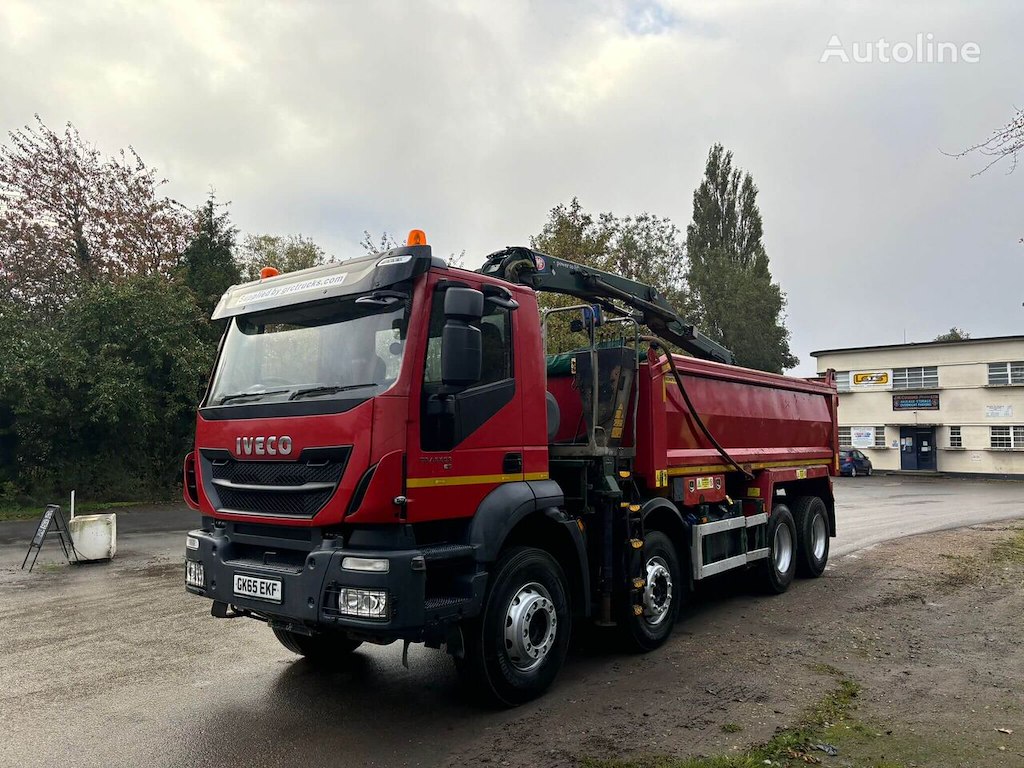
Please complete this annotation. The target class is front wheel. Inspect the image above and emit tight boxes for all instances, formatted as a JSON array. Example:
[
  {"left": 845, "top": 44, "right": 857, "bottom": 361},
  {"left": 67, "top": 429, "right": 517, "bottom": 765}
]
[
  {"left": 457, "top": 547, "right": 571, "bottom": 707},
  {"left": 272, "top": 627, "right": 362, "bottom": 661},
  {"left": 620, "top": 530, "right": 683, "bottom": 652},
  {"left": 849, "top": 466, "right": 857, "bottom": 478}
]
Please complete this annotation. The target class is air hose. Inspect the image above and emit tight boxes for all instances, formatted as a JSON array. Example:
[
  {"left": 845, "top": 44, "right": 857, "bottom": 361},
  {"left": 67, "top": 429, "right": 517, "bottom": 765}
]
[{"left": 642, "top": 336, "right": 753, "bottom": 481}]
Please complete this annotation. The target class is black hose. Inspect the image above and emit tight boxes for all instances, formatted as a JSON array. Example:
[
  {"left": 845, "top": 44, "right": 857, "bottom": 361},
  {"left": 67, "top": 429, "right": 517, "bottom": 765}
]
[{"left": 642, "top": 336, "right": 753, "bottom": 481}]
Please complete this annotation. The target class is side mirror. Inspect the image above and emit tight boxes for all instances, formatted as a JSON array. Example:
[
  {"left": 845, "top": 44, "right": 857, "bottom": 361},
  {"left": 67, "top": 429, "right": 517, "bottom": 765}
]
[{"left": 441, "top": 287, "right": 484, "bottom": 387}]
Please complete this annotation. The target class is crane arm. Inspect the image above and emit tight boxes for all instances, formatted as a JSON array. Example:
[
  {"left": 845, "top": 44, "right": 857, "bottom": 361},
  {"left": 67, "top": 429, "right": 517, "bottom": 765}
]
[{"left": 478, "top": 246, "right": 734, "bottom": 364}]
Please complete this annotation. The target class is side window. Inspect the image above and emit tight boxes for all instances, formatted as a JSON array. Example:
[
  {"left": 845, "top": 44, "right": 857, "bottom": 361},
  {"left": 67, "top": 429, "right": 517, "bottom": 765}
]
[
  {"left": 480, "top": 306, "right": 513, "bottom": 384},
  {"left": 423, "top": 292, "right": 445, "bottom": 385}
]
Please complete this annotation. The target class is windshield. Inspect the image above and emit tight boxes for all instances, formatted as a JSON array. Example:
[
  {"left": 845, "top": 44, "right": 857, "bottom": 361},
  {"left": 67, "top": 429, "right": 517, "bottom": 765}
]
[{"left": 207, "top": 294, "right": 408, "bottom": 407}]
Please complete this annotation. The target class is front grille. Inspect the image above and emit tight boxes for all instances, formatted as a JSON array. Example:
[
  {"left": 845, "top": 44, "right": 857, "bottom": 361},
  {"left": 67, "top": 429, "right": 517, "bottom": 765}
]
[{"left": 200, "top": 447, "right": 351, "bottom": 519}]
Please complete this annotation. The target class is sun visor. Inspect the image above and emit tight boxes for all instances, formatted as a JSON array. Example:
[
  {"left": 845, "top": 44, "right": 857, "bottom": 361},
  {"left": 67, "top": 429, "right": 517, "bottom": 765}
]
[{"left": 211, "top": 245, "right": 438, "bottom": 320}]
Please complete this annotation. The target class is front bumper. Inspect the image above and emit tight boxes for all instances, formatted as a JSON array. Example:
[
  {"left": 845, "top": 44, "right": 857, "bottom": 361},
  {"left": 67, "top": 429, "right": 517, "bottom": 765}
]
[{"left": 184, "top": 527, "right": 484, "bottom": 640}]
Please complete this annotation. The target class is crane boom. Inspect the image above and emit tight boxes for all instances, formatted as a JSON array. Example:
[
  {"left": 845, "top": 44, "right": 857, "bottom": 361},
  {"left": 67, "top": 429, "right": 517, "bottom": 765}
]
[{"left": 478, "top": 246, "right": 734, "bottom": 364}]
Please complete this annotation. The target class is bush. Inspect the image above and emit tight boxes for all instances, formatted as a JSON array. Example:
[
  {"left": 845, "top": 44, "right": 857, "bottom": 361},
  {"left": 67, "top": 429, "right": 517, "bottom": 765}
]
[{"left": 0, "top": 277, "right": 214, "bottom": 500}]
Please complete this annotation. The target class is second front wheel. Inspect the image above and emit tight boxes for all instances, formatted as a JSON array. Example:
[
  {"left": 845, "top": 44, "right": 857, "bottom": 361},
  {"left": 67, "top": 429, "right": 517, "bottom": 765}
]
[
  {"left": 620, "top": 530, "right": 683, "bottom": 652},
  {"left": 758, "top": 504, "right": 798, "bottom": 594},
  {"left": 457, "top": 546, "right": 572, "bottom": 707}
]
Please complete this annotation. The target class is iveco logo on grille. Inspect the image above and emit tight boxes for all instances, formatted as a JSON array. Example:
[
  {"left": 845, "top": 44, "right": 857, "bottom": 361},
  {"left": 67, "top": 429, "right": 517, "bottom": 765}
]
[{"left": 234, "top": 436, "right": 293, "bottom": 457}]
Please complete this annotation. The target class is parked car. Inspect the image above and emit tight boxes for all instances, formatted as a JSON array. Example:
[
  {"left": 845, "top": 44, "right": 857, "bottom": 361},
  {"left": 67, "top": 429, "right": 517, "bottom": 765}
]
[{"left": 839, "top": 449, "right": 873, "bottom": 477}]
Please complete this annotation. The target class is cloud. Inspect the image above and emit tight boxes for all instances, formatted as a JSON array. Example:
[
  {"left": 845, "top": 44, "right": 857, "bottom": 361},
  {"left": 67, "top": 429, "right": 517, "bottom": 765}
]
[{"left": 1, "top": 0, "right": 1021, "bottom": 372}]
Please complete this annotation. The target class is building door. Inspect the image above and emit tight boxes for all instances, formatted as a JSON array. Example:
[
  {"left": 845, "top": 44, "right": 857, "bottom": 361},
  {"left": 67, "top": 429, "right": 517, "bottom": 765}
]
[
  {"left": 900, "top": 427, "right": 936, "bottom": 471},
  {"left": 915, "top": 427, "right": 936, "bottom": 471}
]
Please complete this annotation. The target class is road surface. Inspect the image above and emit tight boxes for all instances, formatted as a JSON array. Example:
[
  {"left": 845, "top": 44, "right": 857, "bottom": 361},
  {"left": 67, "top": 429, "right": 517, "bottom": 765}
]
[{"left": 1, "top": 475, "right": 1021, "bottom": 767}]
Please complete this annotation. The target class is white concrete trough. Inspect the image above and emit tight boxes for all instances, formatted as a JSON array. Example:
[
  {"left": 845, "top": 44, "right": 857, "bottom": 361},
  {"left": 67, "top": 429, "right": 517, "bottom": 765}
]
[{"left": 69, "top": 513, "right": 117, "bottom": 561}]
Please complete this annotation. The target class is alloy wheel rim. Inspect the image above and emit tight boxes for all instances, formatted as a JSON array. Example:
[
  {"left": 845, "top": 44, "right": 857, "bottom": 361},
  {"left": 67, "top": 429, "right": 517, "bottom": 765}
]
[{"left": 503, "top": 582, "right": 557, "bottom": 672}]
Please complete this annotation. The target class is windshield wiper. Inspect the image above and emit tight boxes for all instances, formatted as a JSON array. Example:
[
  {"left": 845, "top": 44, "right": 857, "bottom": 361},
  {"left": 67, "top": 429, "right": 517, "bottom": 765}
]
[
  {"left": 288, "top": 383, "right": 377, "bottom": 401},
  {"left": 215, "top": 388, "right": 291, "bottom": 405}
]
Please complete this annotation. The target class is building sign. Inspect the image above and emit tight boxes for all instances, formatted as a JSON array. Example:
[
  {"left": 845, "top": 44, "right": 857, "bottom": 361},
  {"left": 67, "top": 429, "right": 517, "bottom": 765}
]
[
  {"left": 986, "top": 404, "right": 1013, "bottom": 418},
  {"left": 851, "top": 370, "right": 892, "bottom": 390},
  {"left": 850, "top": 427, "right": 876, "bottom": 448},
  {"left": 893, "top": 394, "right": 939, "bottom": 410}
]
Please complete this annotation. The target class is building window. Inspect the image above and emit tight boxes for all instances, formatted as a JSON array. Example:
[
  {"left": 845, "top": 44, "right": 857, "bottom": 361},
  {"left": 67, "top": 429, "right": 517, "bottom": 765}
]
[
  {"left": 990, "top": 426, "right": 1024, "bottom": 449},
  {"left": 892, "top": 366, "right": 938, "bottom": 389},
  {"left": 949, "top": 426, "right": 962, "bottom": 448},
  {"left": 838, "top": 426, "right": 885, "bottom": 448},
  {"left": 834, "top": 371, "right": 850, "bottom": 391},
  {"left": 988, "top": 361, "right": 1024, "bottom": 386}
]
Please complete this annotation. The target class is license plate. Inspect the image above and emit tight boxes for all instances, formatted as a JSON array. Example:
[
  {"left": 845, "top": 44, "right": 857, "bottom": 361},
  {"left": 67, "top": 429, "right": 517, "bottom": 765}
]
[{"left": 233, "top": 574, "right": 282, "bottom": 603}]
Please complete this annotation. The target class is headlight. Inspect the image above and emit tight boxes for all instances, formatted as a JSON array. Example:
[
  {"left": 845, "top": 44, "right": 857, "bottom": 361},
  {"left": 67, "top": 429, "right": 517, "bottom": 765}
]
[
  {"left": 341, "top": 556, "right": 389, "bottom": 573},
  {"left": 185, "top": 560, "right": 205, "bottom": 588},
  {"left": 186, "top": 536, "right": 200, "bottom": 550},
  {"left": 337, "top": 588, "right": 389, "bottom": 619}
]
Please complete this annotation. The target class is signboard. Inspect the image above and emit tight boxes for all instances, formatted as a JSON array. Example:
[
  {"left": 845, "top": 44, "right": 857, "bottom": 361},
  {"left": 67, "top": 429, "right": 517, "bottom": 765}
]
[
  {"left": 850, "top": 427, "right": 876, "bottom": 448},
  {"left": 21, "top": 504, "right": 78, "bottom": 572},
  {"left": 851, "top": 370, "right": 892, "bottom": 390},
  {"left": 986, "top": 405, "right": 1013, "bottom": 418},
  {"left": 893, "top": 393, "right": 939, "bottom": 411}
]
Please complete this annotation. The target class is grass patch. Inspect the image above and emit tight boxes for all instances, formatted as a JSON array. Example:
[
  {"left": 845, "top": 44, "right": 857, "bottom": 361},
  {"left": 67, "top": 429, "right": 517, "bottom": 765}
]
[
  {"left": 993, "top": 529, "right": 1024, "bottom": 565},
  {"left": 0, "top": 500, "right": 144, "bottom": 522},
  {"left": 580, "top": 668, "right": 867, "bottom": 768}
]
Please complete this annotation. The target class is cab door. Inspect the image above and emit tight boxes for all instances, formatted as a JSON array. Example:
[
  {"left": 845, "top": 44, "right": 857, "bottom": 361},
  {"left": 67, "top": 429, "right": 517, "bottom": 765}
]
[{"left": 405, "top": 277, "right": 524, "bottom": 522}]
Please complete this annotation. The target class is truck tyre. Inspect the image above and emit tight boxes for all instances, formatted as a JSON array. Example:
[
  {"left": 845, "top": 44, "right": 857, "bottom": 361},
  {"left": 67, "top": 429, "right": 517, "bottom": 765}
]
[
  {"left": 272, "top": 627, "right": 362, "bottom": 661},
  {"left": 456, "top": 546, "right": 571, "bottom": 707},
  {"left": 792, "top": 496, "right": 830, "bottom": 578},
  {"left": 759, "top": 505, "right": 797, "bottom": 594},
  {"left": 621, "top": 530, "right": 682, "bottom": 652}
]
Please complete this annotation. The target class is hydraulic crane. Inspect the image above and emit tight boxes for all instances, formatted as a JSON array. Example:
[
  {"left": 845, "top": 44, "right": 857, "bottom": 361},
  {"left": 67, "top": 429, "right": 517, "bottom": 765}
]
[{"left": 478, "top": 246, "right": 735, "bottom": 365}]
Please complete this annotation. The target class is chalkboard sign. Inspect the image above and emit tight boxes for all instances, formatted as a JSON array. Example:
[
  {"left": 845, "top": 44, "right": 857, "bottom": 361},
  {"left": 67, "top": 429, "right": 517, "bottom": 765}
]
[{"left": 21, "top": 504, "right": 78, "bottom": 572}]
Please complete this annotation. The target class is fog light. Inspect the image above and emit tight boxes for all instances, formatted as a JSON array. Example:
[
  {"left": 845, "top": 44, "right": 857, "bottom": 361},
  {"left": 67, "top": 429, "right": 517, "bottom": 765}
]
[
  {"left": 342, "top": 556, "right": 389, "bottom": 573},
  {"left": 186, "top": 535, "right": 200, "bottom": 550},
  {"left": 185, "top": 560, "right": 205, "bottom": 588},
  {"left": 337, "top": 587, "right": 389, "bottom": 619}
]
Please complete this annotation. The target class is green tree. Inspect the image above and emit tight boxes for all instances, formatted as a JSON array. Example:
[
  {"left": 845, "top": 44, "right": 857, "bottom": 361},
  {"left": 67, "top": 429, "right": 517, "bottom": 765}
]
[
  {"left": 238, "top": 233, "right": 330, "bottom": 281},
  {"left": 934, "top": 327, "right": 970, "bottom": 342},
  {"left": 180, "top": 196, "right": 239, "bottom": 320},
  {"left": 0, "top": 276, "right": 211, "bottom": 499},
  {"left": 531, "top": 198, "right": 689, "bottom": 352},
  {"left": 685, "top": 144, "right": 797, "bottom": 373}
]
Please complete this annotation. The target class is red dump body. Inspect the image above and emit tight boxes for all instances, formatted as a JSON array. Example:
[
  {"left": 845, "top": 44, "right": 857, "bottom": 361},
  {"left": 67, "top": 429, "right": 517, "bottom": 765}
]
[
  {"left": 547, "top": 348, "right": 839, "bottom": 493},
  {"left": 634, "top": 350, "right": 838, "bottom": 486}
]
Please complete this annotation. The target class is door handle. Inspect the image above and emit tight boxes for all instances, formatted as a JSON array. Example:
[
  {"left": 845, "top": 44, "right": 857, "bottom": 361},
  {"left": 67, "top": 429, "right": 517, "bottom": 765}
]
[{"left": 503, "top": 452, "right": 523, "bottom": 474}]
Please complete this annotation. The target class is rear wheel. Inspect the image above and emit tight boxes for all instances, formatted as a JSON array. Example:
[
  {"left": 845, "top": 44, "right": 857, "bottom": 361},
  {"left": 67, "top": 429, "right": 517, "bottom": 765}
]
[
  {"left": 849, "top": 466, "right": 857, "bottom": 478},
  {"left": 272, "top": 627, "right": 362, "bottom": 661},
  {"left": 457, "top": 546, "right": 571, "bottom": 707},
  {"left": 620, "top": 530, "right": 683, "bottom": 652},
  {"left": 792, "top": 496, "right": 830, "bottom": 578},
  {"left": 758, "top": 504, "right": 797, "bottom": 594}
]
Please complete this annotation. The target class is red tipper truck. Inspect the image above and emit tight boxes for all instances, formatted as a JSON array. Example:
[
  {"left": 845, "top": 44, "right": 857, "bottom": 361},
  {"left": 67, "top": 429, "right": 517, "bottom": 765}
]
[{"left": 183, "top": 233, "right": 839, "bottom": 705}]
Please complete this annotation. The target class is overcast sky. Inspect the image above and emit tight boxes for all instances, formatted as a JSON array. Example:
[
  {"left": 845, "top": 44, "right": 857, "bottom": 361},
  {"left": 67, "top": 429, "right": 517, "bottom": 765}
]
[{"left": 1, "top": 0, "right": 1021, "bottom": 374}]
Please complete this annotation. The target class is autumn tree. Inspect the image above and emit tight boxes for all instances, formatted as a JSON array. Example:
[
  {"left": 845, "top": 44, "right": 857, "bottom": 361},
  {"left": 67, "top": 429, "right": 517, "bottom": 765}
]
[
  {"left": 238, "top": 233, "right": 330, "bottom": 281},
  {"left": 686, "top": 144, "right": 797, "bottom": 373},
  {"left": 531, "top": 198, "right": 689, "bottom": 352},
  {"left": 0, "top": 116, "right": 190, "bottom": 309}
]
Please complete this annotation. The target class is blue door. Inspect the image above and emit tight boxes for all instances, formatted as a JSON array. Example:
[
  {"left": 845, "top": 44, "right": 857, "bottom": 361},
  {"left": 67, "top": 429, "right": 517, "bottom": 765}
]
[{"left": 900, "top": 427, "right": 917, "bottom": 470}]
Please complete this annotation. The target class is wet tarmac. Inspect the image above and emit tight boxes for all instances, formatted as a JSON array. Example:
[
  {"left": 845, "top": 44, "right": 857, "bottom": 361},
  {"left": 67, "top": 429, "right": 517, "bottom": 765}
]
[{"left": 1, "top": 476, "right": 1021, "bottom": 767}]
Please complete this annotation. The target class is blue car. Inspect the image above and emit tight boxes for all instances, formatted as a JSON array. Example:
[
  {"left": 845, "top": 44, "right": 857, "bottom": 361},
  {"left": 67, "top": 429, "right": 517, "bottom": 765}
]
[{"left": 839, "top": 449, "right": 873, "bottom": 477}]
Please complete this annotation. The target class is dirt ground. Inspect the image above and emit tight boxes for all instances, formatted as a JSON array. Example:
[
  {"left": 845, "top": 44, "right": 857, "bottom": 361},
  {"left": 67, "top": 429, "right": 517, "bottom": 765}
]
[{"left": 453, "top": 521, "right": 1024, "bottom": 768}]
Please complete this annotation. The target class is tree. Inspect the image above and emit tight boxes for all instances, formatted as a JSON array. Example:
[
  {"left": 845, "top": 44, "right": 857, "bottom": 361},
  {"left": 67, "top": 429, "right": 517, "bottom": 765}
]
[
  {"left": 685, "top": 144, "right": 797, "bottom": 373},
  {"left": 180, "top": 196, "right": 240, "bottom": 323},
  {"left": 934, "top": 327, "right": 970, "bottom": 342},
  {"left": 952, "top": 106, "right": 1024, "bottom": 175},
  {"left": 238, "top": 233, "right": 330, "bottom": 281},
  {"left": 530, "top": 198, "right": 690, "bottom": 352},
  {"left": 360, "top": 230, "right": 466, "bottom": 267},
  {"left": 0, "top": 116, "right": 190, "bottom": 309}
]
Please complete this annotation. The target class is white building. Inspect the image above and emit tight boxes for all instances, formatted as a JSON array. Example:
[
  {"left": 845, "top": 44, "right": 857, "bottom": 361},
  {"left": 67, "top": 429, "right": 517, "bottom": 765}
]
[{"left": 812, "top": 336, "right": 1024, "bottom": 477}]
